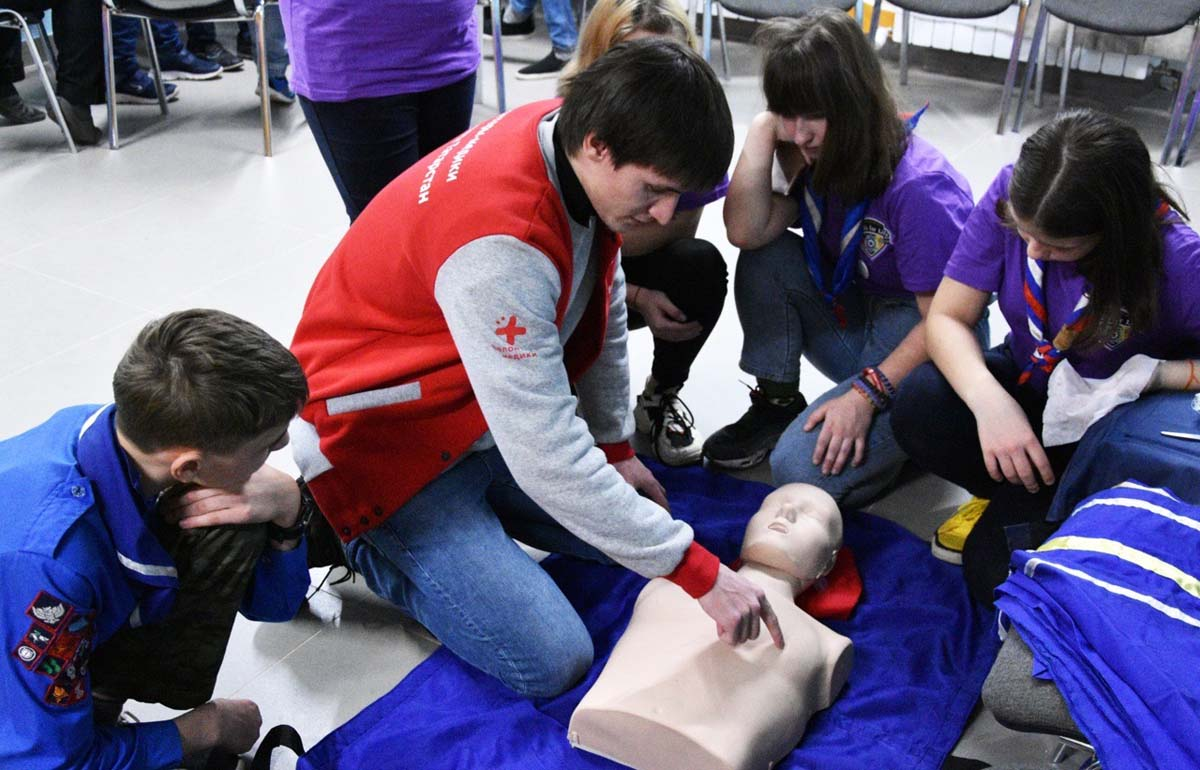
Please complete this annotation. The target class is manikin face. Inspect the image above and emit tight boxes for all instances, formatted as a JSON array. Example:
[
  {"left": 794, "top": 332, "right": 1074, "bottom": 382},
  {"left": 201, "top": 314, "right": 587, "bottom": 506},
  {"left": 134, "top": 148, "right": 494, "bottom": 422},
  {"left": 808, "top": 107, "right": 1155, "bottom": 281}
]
[
  {"left": 740, "top": 484, "right": 841, "bottom": 581},
  {"left": 574, "top": 135, "right": 685, "bottom": 233},
  {"left": 1010, "top": 210, "right": 1101, "bottom": 263},
  {"left": 777, "top": 115, "right": 828, "bottom": 166}
]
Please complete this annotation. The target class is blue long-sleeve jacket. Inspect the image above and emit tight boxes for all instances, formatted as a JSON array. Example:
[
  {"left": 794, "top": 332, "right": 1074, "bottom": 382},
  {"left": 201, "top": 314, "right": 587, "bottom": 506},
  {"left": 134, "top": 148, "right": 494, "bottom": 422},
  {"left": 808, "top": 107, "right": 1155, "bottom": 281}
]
[{"left": 0, "top": 405, "right": 308, "bottom": 770}]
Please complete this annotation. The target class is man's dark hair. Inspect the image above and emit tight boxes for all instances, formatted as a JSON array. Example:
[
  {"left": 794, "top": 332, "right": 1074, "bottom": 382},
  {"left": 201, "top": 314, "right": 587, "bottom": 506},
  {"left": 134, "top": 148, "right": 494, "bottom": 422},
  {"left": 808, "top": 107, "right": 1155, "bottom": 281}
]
[
  {"left": 113, "top": 309, "right": 308, "bottom": 453},
  {"left": 757, "top": 11, "right": 906, "bottom": 201},
  {"left": 1007, "top": 108, "right": 1185, "bottom": 350},
  {"left": 558, "top": 37, "right": 733, "bottom": 193}
]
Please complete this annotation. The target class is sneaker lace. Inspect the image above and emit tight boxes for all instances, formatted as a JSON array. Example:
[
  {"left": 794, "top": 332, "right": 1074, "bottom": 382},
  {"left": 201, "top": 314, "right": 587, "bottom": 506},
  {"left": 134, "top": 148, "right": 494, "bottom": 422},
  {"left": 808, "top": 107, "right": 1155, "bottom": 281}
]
[{"left": 653, "top": 392, "right": 696, "bottom": 454}]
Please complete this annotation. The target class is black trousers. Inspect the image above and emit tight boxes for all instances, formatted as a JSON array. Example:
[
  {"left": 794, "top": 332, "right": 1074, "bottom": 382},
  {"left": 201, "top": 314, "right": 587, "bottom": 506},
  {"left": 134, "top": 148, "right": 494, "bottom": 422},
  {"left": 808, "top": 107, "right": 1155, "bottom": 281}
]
[
  {"left": 298, "top": 72, "right": 478, "bottom": 222},
  {"left": 623, "top": 237, "right": 727, "bottom": 391},
  {"left": 892, "top": 346, "right": 1078, "bottom": 605},
  {"left": 0, "top": 0, "right": 104, "bottom": 105}
]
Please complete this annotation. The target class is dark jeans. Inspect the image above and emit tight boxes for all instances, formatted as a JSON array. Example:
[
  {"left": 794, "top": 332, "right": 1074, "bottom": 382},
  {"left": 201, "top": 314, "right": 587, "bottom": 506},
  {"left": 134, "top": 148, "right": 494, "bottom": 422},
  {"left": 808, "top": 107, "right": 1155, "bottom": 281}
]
[
  {"left": 299, "top": 72, "right": 478, "bottom": 222},
  {"left": 0, "top": 0, "right": 104, "bottom": 105},
  {"left": 892, "top": 345, "right": 1078, "bottom": 605},
  {"left": 111, "top": 17, "right": 184, "bottom": 82},
  {"left": 623, "top": 237, "right": 727, "bottom": 390},
  {"left": 186, "top": 20, "right": 249, "bottom": 49}
]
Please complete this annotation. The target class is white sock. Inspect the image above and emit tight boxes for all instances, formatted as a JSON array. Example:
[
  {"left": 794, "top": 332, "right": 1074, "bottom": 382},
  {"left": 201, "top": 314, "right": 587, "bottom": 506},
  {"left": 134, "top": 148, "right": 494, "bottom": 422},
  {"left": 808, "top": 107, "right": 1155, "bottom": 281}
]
[{"left": 502, "top": 6, "right": 530, "bottom": 23}]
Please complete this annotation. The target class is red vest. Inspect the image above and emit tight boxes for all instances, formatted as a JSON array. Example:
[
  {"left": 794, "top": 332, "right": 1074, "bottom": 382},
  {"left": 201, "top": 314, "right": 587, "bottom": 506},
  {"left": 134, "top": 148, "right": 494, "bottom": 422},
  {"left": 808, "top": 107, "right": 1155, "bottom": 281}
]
[{"left": 291, "top": 100, "right": 621, "bottom": 541}]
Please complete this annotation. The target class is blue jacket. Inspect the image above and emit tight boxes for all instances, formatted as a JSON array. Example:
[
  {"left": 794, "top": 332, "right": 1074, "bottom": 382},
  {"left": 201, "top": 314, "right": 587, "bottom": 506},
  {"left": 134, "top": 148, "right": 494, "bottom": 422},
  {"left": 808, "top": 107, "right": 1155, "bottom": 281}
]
[{"left": 0, "top": 405, "right": 309, "bottom": 770}]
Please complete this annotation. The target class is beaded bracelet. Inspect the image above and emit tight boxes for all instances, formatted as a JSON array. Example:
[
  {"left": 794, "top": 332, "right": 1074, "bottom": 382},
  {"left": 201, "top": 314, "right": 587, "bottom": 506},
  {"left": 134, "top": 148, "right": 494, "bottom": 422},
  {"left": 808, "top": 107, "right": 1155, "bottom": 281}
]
[
  {"left": 862, "top": 366, "right": 897, "bottom": 401},
  {"left": 851, "top": 377, "right": 886, "bottom": 411}
]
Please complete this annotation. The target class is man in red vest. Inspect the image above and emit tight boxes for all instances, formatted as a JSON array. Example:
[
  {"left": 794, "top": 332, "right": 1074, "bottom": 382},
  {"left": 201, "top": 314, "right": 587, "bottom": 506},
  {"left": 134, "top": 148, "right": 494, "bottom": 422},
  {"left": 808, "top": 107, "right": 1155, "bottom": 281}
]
[{"left": 290, "top": 39, "right": 784, "bottom": 697}]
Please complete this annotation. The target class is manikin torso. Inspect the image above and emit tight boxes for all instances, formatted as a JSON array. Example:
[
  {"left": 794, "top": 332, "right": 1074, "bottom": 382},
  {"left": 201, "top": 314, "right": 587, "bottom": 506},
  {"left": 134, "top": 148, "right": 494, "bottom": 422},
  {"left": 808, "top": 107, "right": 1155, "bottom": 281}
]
[{"left": 569, "top": 485, "right": 853, "bottom": 770}]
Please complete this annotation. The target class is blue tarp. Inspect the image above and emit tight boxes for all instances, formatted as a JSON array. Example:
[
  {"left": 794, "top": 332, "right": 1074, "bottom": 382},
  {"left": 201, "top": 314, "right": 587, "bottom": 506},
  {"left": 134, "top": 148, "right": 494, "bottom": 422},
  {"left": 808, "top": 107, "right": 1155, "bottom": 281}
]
[{"left": 301, "top": 463, "right": 999, "bottom": 770}]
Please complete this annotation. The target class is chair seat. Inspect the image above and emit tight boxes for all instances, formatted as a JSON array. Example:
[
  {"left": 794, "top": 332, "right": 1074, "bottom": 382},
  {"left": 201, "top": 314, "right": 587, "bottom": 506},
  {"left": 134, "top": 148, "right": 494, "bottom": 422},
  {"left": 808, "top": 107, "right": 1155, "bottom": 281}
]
[
  {"left": 887, "top": 0, "right": 1012, "bottom": 20},
  {"left": 981, "top": 628, "right": 1087, "bottom": 742},
  {"left": 717, "top": 0, "right": 856, "bottom": 19},
  {"left": 1043, "top": 0, "right": 1200, "bottom": 36},
  {"left": 108, "top": 0, "right": 257, "bottom": 21}
]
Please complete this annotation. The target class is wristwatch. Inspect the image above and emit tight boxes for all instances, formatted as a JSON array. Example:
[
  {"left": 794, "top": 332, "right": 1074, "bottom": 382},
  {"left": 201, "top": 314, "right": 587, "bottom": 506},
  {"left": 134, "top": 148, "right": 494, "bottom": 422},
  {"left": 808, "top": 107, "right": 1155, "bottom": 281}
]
[{"left": 267, "top": 478, "right": 317, "bottom": 544}]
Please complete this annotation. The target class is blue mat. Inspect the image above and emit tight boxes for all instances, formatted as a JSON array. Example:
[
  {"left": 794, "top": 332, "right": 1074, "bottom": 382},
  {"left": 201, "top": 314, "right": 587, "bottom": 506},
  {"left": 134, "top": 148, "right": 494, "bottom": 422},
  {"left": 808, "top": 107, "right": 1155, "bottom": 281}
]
[{"left": 301, "top": 464, "right": 999, "bottom": 770}]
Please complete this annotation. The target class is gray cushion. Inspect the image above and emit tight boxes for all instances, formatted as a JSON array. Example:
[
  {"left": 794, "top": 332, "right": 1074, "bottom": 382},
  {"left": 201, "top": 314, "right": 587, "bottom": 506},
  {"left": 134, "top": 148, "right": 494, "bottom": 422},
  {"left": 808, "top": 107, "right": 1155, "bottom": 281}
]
[
  {"left": 981, "top": 628, "right": 1087, "bottom": 742},
  {"left": 717, "top": 0, "right": 856, "bottom": 19},
  {"left": 887, "top": 0, "right": 1013, "bottom": 19},
  {"left": 1045, "top": 0, "right": 1200, "bottom": 36}
]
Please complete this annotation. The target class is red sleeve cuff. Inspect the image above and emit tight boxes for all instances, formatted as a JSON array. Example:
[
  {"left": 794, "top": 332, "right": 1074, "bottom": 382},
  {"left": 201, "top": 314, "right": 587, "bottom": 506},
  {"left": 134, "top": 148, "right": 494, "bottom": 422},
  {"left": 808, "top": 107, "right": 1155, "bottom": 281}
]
[
  {"left": 599, "top": 441, "right": 634, "bottom": 463},
  {"left": 665, "top": 541, "right": 720, "bottom": 598}
]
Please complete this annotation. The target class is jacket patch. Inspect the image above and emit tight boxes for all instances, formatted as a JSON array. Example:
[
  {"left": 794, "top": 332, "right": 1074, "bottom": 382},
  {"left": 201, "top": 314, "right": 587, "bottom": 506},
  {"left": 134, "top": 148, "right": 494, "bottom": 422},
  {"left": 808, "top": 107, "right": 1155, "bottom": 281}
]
[
  {"left": 493, "top": 315, "right": 537, "bottom": 360},
  {"left": 859, "top": 218, "right": 893, "bottom": 260},
  {"left": 13, "top": 591, "right": 95, "bottom": 707}
]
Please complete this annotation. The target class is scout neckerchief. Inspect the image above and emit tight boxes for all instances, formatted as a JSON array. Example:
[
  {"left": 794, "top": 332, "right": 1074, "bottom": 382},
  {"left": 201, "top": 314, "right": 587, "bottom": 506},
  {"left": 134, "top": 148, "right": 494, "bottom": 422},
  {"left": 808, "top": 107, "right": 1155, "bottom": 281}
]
[
  {"left": 75, "top": 404, "right": 179, "bottom": 628},
  {"left": 797, "top": 104, "right": 927, "bottom": 327},
  {"left": 1017, "top": 199, "right": 1174, "bottom": 386}
]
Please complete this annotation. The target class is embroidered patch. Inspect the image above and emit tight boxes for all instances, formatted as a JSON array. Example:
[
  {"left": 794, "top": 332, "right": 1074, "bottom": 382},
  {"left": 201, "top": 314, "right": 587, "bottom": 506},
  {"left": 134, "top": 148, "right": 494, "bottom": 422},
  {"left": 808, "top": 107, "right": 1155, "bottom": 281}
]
[
  {"left": 859, "top": 218, "right": 893, "bottom": 260},
  {"left": 491, "top": 315, "right": 537, "bottom": 361},
  {"left": 1103, "top": 308, "right": 1133, "bottom": 351},
  {"left": 13, "top": 591, "right": 95, "bottom": 706}
]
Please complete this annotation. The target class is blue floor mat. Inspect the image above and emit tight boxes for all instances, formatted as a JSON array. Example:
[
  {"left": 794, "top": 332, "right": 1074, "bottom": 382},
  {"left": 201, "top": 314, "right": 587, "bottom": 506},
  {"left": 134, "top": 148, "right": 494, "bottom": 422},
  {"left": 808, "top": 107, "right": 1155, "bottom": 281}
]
[{"left": 301, "top": 463, "right": 999, "bottom": 770}]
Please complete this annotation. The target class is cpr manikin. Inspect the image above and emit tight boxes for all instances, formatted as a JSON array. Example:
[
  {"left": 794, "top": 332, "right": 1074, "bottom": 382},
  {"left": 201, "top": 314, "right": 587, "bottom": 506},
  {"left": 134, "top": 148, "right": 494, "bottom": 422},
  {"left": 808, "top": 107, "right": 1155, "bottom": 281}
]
[{"left": 568, "top": 484, "right": 853, "bottom": 770}]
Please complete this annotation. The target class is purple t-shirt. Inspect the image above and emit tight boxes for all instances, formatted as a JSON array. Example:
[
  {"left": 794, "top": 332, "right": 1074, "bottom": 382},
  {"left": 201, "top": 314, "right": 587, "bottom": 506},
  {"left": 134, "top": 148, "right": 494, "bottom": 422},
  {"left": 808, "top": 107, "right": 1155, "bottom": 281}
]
[
  {"left": 280, "top": 0, "right": 480, "bottom": 102},
  {"left": 796, "top": 135, "right": 973, "bottom": 297},
  {"left": 945, "top": 165, "right": 1200, "bottom": 390}
]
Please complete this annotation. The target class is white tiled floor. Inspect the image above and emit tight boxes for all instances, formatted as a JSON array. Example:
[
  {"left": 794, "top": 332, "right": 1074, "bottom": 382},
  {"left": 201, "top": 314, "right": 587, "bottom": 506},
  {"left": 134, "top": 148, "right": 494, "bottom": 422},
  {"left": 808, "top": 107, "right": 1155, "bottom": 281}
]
[{"left": 4, "top": 14, "right": 1200, "bottom": 768}]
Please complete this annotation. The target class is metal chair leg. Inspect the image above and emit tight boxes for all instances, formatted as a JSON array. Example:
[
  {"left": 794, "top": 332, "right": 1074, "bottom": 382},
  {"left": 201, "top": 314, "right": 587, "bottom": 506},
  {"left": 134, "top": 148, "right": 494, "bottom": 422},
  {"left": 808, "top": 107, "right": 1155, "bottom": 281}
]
[
  {"left": 2, "top": 10, "right": 75, "bottom": 152},
  {"left": 899, "top": 9, "right": 910, "bottom": 85},
  {"left": 702, "top": 0, "right": 712, "bottom": 63},
  {"left": 255, "top": 4, "right": 271, "bottom": 156},
  {"left": 1057, "top": 22, "right": 1074, "bottom": 112},
  {"left": 1033, "top": 17, "right": 1047, "bottom": 107},
  {"left": 716, "top": 1, "right": 729, "bottom": 79},
  {"left": 102, "top": 3, "right": 119, "bottom": 148},
  {"left": 1012, "top": 3, "right": 1048, "bottom": 132},
  {"left": 996, "top": 0, "right": 1030, "bottom": 133},
  {"left": 490, "top": 0, "right": 505, "bottom": 112},
  {"left": 140, "top": 17, "right": 169, "bottom": 115},
  {"left": 1164, "top": 21, "right": 1200, "bottom": 165},
  {"left": 867, "top": 0, "right": 881, "bottom": 43}
]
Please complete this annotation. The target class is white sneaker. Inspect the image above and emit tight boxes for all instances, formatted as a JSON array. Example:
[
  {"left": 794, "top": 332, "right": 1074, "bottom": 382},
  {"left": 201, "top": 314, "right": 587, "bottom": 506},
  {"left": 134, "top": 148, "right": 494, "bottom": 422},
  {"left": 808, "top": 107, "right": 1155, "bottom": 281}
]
[{"left": 634, "top": 383, "right": 704, "bottom": 467}]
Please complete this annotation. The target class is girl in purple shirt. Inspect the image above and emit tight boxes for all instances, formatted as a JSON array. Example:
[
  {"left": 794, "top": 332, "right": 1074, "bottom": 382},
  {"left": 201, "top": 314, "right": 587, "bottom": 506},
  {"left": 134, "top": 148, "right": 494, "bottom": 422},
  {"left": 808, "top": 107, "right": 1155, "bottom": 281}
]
[
  {"left": 892, "top": 109, "right": 1200, "bottom": 604},
  {"left": 706, "top": 9, "right": 979, "bottom": 511}
]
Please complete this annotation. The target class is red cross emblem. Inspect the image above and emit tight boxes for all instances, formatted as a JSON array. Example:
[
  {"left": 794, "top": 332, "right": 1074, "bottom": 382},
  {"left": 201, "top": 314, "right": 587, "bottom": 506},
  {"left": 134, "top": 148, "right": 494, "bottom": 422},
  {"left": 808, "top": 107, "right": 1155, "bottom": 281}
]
[{"left": 495, "top": 316, "right": 527, "bottom": 346}]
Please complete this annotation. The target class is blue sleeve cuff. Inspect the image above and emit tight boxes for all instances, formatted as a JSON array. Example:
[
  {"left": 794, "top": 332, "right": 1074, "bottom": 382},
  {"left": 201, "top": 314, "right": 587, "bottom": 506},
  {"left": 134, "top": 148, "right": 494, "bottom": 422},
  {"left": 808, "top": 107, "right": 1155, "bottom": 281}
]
[
  {"left": 240, "top": 541, "right": 309, "bottom": 622},
  {"left": 131, "top": 719, "right": 183, "bottom": 770}
]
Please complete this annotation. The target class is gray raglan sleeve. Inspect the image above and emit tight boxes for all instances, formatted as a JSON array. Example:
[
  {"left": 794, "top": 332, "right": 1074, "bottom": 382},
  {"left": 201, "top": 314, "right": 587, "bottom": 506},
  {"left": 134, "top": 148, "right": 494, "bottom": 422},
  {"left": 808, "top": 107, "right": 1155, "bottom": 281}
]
[
  {"left": 434, "top": 237, "right": 693, "bottom": 578},
  {"left": 573, "top": 259, "right": 634, "bottom": 444}
]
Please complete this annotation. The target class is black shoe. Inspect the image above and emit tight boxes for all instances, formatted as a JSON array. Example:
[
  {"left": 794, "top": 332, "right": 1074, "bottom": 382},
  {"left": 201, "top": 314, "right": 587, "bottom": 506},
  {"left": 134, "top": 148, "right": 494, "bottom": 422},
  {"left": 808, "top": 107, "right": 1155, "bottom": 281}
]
[
  {"left": 251, "top": 724, "right": 305, "bottom": 770},
  {"left": 0, "top": 94, "right": 45, "bottom": 124},
  {"left": 47, "top": 96, "right": 101, "bottom": 146},
  {"left": 189, "top": 40, "right": 245, "bottom": 72},
  {"left": 702, "top": 388, "right": 807, "bottom": 470},
  {"left": 236, "top": 35, "right": 254, "bottom": 61},
  {"left": 482, "top": 5, "right": 535, "bottom": 38},
  {"left": 516, "top": 50, "right": 569, "bottom": 80}
]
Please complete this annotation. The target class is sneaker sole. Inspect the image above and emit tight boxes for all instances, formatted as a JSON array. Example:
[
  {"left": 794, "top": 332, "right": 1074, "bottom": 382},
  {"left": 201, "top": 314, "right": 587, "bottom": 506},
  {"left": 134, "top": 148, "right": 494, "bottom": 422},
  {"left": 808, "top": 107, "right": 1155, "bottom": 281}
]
[
  {"left": 703, "top": 448, "right": 770, "bottom": 470},
  {"left": 115, "top": 92, "right": 180, "bottom": 105},
  {"left": 220, "top": 62, "right": 245, "bottom": 72},
  {"left": 514, "top": 69, "right": 564, "bottom": 81},
  {"left": 159, "top": 69, "right": 221, "bottom": 82},
  {"left": 481, "top": 31, "right": 535, "bottom": 41},
  {"left": 930, "top": 538, "right": 964, "bottom": 565}
]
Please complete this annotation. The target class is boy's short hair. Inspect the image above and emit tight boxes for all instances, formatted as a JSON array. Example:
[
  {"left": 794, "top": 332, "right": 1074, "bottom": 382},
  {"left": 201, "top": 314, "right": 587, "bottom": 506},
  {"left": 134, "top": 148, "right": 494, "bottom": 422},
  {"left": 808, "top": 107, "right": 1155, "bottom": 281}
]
[
  {"left": 113, "top": 309, "right": 308, "bottom": 454},
  {"left": 558, "top": 37, "right": 733, "bottom": 193}
]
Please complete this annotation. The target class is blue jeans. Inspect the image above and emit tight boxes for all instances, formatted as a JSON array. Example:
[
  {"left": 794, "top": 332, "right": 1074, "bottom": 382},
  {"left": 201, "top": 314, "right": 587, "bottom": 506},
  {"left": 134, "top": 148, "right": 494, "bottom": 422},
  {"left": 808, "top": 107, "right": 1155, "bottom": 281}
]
[
  {"left": 112, "top": 18, "right": 185, "bottom": 82},
  {"left": 734, "top": 230, "right": 989, "bottom": 508},
  {"left": 344, "top": 447, "right": 607, "bottom": 697},
  {"left": 508, "top": 0, "right": 577, "bottom": 54},
  {"left": 298, "top": 71, "right": 477, "bottom": 221}
]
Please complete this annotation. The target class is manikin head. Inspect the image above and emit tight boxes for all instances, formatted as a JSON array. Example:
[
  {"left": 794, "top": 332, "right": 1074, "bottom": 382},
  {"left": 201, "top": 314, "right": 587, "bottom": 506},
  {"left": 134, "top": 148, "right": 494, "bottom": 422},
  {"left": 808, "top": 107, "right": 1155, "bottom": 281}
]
[{"left": 740, "top": 484, "right": 841, "bottom": 586}]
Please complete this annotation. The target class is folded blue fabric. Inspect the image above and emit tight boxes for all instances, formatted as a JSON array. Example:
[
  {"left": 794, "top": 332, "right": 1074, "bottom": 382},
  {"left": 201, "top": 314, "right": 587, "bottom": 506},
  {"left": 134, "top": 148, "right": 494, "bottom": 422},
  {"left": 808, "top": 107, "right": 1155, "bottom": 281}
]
[{"left": 301, "top": 463, "right": 998, "bottom": 770}]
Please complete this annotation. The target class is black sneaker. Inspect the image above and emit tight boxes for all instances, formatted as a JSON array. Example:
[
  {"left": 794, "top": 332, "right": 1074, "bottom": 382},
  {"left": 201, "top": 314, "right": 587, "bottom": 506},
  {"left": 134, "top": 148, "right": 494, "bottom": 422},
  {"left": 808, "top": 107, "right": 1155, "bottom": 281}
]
[
  {"left": 0, "top": 94, "right": 45, "bottom": 125},
  {"left": 482, "top": 6, "right": 535, "bottom": 38},
  {"left": 188, "top": 40, "right": 244, "bottom": 72},
  {"left": 47, "top": 96, "right": 101, "bottom": 146},
  {"left": 702, "top": 388, "right": 807, "bottom": 470},
  {"left": 236, "top": 35, "right": 254, "bottom": 61},
  {"left": 516, "top": 50, "right": 569, "bottom": 80}
]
